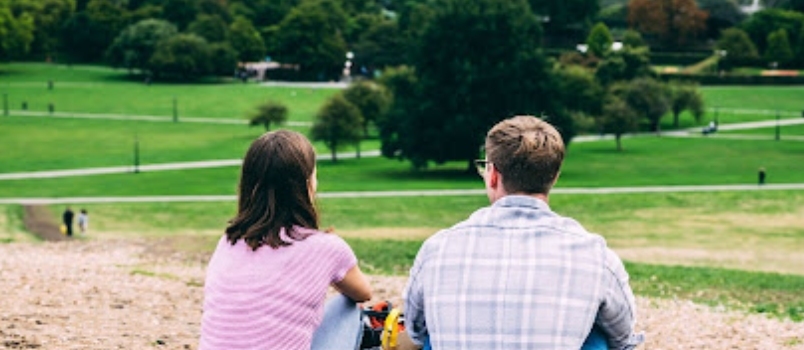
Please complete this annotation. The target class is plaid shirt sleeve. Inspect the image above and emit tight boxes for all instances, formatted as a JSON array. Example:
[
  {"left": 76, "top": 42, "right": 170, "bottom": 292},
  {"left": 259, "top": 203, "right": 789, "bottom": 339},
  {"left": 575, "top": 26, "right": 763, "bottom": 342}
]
[
  {"left": 403, "top": 241, "right": 428, "bottom": 347},
  {"left": 598, "top": 248, "right": 644, "bottom": 350}
]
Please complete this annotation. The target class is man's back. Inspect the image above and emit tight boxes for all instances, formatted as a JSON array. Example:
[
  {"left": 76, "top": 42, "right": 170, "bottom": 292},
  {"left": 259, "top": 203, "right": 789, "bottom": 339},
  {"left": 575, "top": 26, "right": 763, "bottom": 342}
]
[{"left": 405, "top": 195, "right": 638, "bottom": 350}]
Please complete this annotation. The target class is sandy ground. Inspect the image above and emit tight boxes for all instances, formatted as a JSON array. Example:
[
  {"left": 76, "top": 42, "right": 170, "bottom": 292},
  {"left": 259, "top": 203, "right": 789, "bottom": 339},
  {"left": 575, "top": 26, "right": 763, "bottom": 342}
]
[{"left": 1, "top": 240, "right": 803, "bottom": 350}]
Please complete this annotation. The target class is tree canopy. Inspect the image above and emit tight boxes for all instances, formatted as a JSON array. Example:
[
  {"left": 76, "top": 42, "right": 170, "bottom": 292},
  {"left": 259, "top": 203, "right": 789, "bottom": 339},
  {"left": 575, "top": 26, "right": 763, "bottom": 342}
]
[{"left": 378, "top": 0, "right": 568, "bottom": 169}]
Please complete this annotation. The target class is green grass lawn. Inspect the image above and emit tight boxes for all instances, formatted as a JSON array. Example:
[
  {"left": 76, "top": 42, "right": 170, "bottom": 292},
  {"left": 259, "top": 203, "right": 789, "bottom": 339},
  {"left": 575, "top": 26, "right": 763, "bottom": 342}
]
[
  {"left": 0, "top": 115, "right": 379, "bottom": 173},
  {"left": 17, "top": 189, "right": 802, "bottom": 320},
  {"left": 700, "top": 86, "right": 804, "bottom": 115},
  {"left": 1, "top": 136, "right": 802, "bottom": 197},
  {"left": 720, "top": 124, "right": 804, "bottom": 136},
  {"left": 0, "top": 63, "right": 338, "bottom": 122},
  {"left": 3, "top": 63, "right": 804, "bottom": 321}
]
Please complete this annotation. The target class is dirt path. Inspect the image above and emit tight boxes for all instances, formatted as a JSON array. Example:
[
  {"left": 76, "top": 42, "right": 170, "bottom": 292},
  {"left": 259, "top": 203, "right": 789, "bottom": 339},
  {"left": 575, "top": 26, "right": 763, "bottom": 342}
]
[
  {"left": 0, "top": 240, "right": 802, "bottom": 349},
  {"left": 21, "top": 205, "right": 66, "bottom": 242}
]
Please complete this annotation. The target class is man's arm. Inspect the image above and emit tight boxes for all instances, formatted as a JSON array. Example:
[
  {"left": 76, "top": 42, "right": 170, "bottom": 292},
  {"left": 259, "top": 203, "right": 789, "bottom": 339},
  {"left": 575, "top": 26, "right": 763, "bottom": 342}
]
[
  {"left": 597, "top": 249, "right": 644, "bottom": 350},
  {"left": 402, "top": 247, "right": 428, "bottom": 349}
]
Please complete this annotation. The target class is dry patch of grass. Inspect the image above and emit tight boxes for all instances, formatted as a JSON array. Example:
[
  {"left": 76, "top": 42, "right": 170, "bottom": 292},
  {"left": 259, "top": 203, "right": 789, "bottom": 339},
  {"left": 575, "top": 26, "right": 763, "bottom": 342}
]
[{"left": 595, "top": 207, "right": 804, "bottom": 275}]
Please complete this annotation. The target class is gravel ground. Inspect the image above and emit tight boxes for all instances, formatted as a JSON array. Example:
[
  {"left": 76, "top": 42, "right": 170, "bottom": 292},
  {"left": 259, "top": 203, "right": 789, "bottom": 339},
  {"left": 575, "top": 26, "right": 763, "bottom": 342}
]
[{"left": 1, "top": 240, "right": 802, "bottom": 350}]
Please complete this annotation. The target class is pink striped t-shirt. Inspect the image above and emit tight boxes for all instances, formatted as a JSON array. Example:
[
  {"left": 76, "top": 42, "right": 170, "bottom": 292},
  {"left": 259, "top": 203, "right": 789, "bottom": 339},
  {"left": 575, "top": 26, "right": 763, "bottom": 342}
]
[{"left": 199, "top": 227, "right": 358, "bottom": 350}]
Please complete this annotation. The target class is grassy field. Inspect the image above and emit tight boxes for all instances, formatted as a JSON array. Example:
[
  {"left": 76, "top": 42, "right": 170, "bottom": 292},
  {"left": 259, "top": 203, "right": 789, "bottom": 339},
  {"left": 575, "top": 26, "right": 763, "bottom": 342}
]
[
  {"left": 721, "top": 124, "right": 804, "bottom": 136},
  {"left": 0, "top": 63, "right": 338, "bottom": 122},
  {"left": 3, "top": 62, "right": 804, "bottom": 322},
  {"left": 22, "top": 189, "right": 803, "bottom": 320},
  {"left": 1, "top": 135, "right": 801, "bottom": 197}
]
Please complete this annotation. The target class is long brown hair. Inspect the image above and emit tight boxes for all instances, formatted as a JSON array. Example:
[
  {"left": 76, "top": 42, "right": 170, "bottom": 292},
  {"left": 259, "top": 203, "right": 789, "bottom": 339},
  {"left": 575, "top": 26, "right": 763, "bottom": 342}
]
[{"left": 226, "top": 130, "right": 319, "bottom": 250}]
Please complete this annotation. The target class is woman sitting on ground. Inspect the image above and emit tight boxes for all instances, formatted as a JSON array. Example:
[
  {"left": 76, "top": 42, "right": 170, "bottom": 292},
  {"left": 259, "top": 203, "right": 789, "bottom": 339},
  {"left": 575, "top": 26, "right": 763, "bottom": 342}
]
[{"left": 200, "top": 130, "right": 372, "bottom": 350}]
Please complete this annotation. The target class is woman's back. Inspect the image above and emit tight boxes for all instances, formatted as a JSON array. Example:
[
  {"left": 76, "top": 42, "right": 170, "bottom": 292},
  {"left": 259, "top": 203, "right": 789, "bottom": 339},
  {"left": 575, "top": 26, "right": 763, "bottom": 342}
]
[{"left": 200, "top": 228, "right": 357, "bottom": 350}]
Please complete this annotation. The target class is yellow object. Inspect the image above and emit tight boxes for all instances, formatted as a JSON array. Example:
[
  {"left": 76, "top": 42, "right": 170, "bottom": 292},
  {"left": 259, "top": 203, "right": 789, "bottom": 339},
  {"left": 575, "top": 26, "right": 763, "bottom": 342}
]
[
  {"left": 59, "top": 224, "right": 66, "bottom": 234},
  {"left": 381, "top": 308, "right": 402, "bottom": 350}
]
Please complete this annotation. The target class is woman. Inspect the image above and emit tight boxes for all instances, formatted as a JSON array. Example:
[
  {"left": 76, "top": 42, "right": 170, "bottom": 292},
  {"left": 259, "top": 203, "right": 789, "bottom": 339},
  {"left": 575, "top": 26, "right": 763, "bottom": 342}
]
[{"left": 200, "top": 130, "right": 372, "bottom": 350}]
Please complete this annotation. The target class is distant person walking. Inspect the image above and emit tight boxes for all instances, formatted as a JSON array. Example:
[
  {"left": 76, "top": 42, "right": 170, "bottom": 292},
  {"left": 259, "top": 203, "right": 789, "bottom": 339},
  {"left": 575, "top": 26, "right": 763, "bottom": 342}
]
[
  {"left": 77, "top": 209, "right": 89, "bottom": 234},
  {"left": 62, "top": 207, "right": 74, "bottom": 237},
  {"left": 758, "top": 167, "right": 766, "bottom": 185}
]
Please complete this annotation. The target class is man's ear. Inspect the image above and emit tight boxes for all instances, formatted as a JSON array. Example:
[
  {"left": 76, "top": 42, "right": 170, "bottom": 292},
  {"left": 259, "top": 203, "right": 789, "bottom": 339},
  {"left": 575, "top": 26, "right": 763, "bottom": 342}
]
[{"left": 488, "top": 164, "right": 501, "bottom": 189}]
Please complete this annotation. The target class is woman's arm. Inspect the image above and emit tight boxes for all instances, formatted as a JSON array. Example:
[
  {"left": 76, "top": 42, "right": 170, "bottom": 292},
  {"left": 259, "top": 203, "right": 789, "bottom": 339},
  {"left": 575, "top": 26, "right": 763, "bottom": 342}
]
[{"left": 334, "top": 265, "right": 372, "bottom": 302}]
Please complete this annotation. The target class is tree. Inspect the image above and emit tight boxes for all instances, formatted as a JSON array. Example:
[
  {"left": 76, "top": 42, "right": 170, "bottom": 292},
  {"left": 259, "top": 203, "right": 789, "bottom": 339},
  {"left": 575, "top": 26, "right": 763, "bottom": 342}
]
[
  {"left": 611, "top": 78, "right": 671, "bottom": 134},
  {"left": 310, "top": 94, "right": 363, "bottom": 162},
  {"left": 380, "top": 0, "right": 567, "bottom": 169},
  {"left": 106, "top": 19, "right": 178, "bottom": 72},
  {"left": 0, "top": 4, "right": 35, "bottom": 60},
  {"left": 83, "top": 0, "right": 130, "bottom": 61},
  {"left": 11, "top": 0, "right": 75, "bottom": 57},
  {"left": 716, "top": 28, "right": 760, "bottom": 69},
  {"left": 162, "top": 0, "right": 197, "bottom": 30},
  {"left": 595, "top": 46, "right": 652, "bottom": 86},
  {"left": 628, "top": 0, "right": 708, "bottom": 48},
  {"left": 622, "top": 29, "right": 646, "bottom": 49},
  {"left": 669, "top": 81, "right": 705, "bottom": 128},
  {"left": 698, "top": 0, "right": 747, "bottom": 39},
  {"left": 528, "top": 0, "right": 599, "bottom": 36},
  {"left": 553, "top": 65, "right": 605, "bottom": 116},
  {"left": 208, "top": 42, "right": 237, "bottom": 75},
  {"left": 353, "top": 20, "right": 408, "bottom": 70},
  {"left": 765, "top": 29, "right": 794, "bottom": 66},
  {"left": 249, "top": 101, "right": 288, "bottom": 131},
  {"left": 148, "top": 34, "right": 211, "bottom": 80},
  {"left": 229, "top": 16, "right": 265, "bottom": 62},
  {"left": 586, "top": 22, "right": 613, "bottom": 58},
  {"left": 342, "top": 81, "right": 391, "bottom": 136},
  {"left": 188, "top": 14, "right": 229, "bottom": 43},
  {"left": 272, "top": 0, "right": 348, "bottom": 80},
  {"left": 599, "top": 96, "right": 640, "bottom": 151},
  {"left": 742, "top": 9, "right": 804, "bottom": 53},
  {"left": 795, "top": 25, "right": 804, "bottom": 68}
]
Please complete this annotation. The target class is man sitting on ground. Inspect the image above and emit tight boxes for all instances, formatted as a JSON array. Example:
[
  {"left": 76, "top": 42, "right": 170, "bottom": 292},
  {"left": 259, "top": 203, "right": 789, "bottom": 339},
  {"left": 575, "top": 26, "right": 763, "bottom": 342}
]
[{"left": 402, "top": 116, "right": 643, "bottom": 349}]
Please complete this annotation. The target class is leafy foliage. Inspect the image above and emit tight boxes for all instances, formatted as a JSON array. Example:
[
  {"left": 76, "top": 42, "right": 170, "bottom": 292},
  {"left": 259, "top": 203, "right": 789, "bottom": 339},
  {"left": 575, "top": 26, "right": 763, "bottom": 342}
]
[
  {"left": 148, "top": 34, "right": 211, "bottom": 79},
  {"left": 248, "top": 101, "right": 288, "bottom": 131},
  {"left": 628, "top": 0, "right": 708, "bottom": 47},
  {"left": 716, "top": 28, "right": 760, "bottom": 69},
  {"left": 669, "top": 81, "right": 705, "bottom": 128},
  {"left": 272, "top": 0, "right": 348, "bottom": 80},
  {"left": 0, "top": 3, "right": 35, "bottom": 60},
  {"left": 741, "top": 8, "right": 804, "bottom": 53},
  {"left": 764, "top": 28, "right": 794, "bottom": 66},
  {"left": 586, "top": 22, "right": 613, "bottom": 58},
  {"left": 188, "top": 14, "right": 229, "bottom": 43},
  {"left": 342, "top": 81, "right": 391, "bottom": 136},
  {"left": 311, "top": 94, "right": 364, "bottom": 162},
  {"left": 595, "top": 46, "right": 652, "bottom": 86},
  {"left": 611, "top": 78, "right": 671, "bottom": 134},
  {"left": 379, "top": 0, "right": 567, "bottom": 169},
  {"left": 229, "top": 16, "right": 265, "bottom": 62},
  {"left": 600, "top": 96, "right": 640, "bottom": 151},
  {"left": 106, "top": 19, "right": 178, "bottom": 72}
]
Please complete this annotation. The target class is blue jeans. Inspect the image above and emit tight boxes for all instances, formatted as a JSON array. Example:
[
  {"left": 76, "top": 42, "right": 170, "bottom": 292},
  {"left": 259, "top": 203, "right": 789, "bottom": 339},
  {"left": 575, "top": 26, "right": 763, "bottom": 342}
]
[
  {"left": 310, "top": 294, "right": 363, "bottom": 350},
  {"left": 581, "top": 325, "right": 608, "bottom": 350},
  {"left": 310, "top": 295, "right": 608, "bottom": 350}
]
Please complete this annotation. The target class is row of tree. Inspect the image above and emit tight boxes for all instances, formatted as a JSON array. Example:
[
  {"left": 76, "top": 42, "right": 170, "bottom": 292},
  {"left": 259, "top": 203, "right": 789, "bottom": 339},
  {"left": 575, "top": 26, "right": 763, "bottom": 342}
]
[
  {"left": 5, "top": 0, "right": 804, "bottom": 79},
  {"left": 248, "top": 0, "right": 707, "bottom": 169}
]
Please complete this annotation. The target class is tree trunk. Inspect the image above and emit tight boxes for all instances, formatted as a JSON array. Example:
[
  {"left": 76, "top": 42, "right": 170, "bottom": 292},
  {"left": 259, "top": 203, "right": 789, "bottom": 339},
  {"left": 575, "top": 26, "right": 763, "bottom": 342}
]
[
  {"left": 616, "top": 134, "right": 622, "bottom": 151},
  {"left": 673, "top": 112, "right": 680, "bottom": 128},
  {"left": 331, "top": 141, "right": 337, "bottom": 163},
  {"left": 654, "top": 120, "right": 662, "bottom": 136}
]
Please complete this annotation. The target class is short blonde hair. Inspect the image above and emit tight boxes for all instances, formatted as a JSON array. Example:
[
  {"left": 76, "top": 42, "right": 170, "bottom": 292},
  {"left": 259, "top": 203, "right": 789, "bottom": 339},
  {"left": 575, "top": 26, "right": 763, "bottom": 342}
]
[{"left": 485, "top": 116, "right": 565, "bottom": 194}]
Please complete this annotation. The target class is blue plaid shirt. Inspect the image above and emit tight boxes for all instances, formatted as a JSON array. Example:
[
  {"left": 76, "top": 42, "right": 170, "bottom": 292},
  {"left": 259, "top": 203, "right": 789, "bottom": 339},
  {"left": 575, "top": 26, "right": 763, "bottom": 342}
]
[{"left": 404, "top": 195, "right": 643, "bottom": 349}]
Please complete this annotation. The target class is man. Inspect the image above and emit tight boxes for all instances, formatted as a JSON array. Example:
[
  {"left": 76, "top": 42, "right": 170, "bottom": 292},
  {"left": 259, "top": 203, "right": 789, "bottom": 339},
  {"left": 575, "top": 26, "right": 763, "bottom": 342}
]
[
  {"left": 403, "top": 116, "right": 643, "bottom": 349},
  {"left": 62, "top": 207, "right": 75, "bottom": 237}
]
